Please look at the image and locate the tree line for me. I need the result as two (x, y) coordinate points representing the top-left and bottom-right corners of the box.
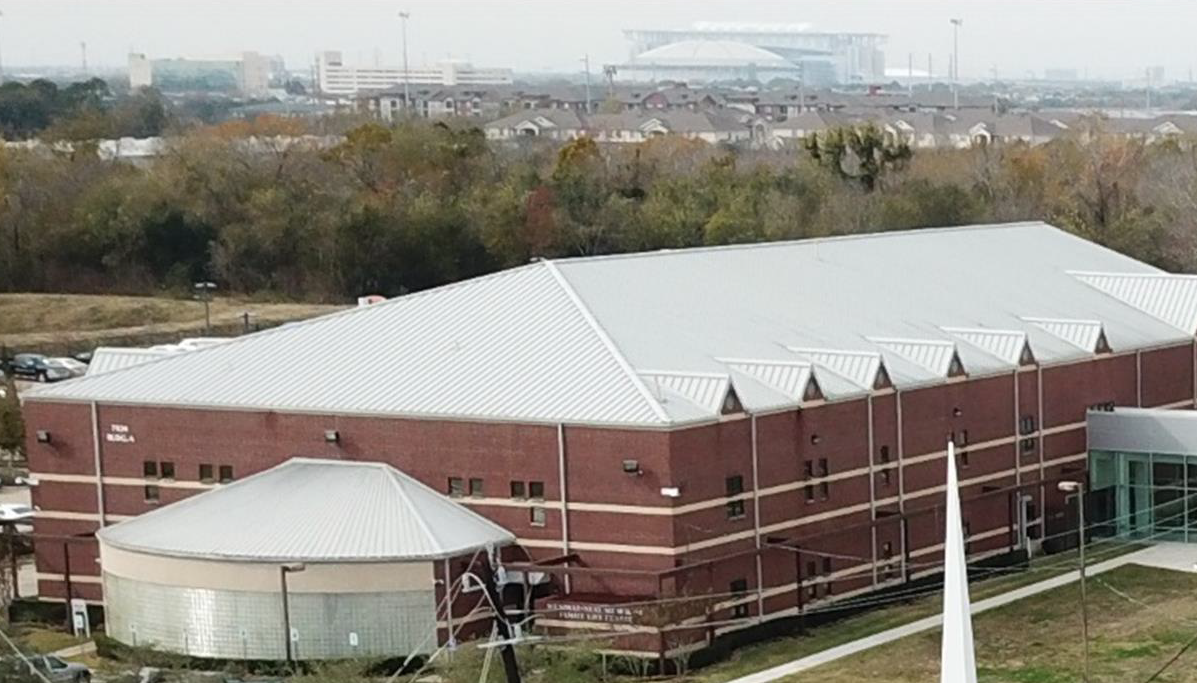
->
(2, 114), (1195, 301)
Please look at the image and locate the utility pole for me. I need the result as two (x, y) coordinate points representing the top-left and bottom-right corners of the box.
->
(476, 555), (523, 683)
(581, 54), (592, 113)
(399, 11), (411, 113)
(0, 10), (6, 86)
(1059, 480), (1089, 683)
(80, 41), (87, 74)
(950, 18), (963, 109)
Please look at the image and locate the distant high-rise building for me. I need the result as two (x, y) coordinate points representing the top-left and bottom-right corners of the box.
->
(622, 22), (886, 84)
(315, 51), (513, 97)
(1044, 68), (1080, 82)
(128, 51), (278, 96)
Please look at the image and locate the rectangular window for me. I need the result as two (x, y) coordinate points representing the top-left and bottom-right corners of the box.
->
(822, 557), (832, 575)
(199, 463), (214, 484)
(805, 560), (817, 578)
(144, 484), (160, 503)
(959, 451), (970, 468)
(882, 541), (894, 558)
(817, 458), (829, 478)
(510, 481), (527, 499)
(159, 461), (175, 480)
(726, 499), (746, 520)
(819, 482), (830, 501)
(528, 481), (545, 501)
(448, 477), (465, 497)
(730, 579), (750, 618)
(804, 484), (815, 503)
(725, 475), (744, 496)
(1021, 437), (1037, 455)
(878, 445), (891, 464)
(1020, 416), (1037, 435)
(469, 478), (484, 497)
(219, 465), (234, 483)
(530, 506), (546, 526)
(803, 460), (814, 479)
(879, 469), (891, 486)
(143, 461), (158, 479)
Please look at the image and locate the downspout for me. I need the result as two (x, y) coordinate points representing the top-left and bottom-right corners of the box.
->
(556, 424), (571, 594)
(895, 390), (906, 579)
(750, 414), (764, 622)
(1135, 349), (1143, 407)
(866, 394), (877, 586)
(90, 401), (106, 527)
(1037, 365), (1046, 539)
(442, 559), (455, 647)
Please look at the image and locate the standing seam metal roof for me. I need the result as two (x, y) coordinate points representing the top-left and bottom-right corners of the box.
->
(25, 222), (1197, 427)
(96, 458), (515, 562)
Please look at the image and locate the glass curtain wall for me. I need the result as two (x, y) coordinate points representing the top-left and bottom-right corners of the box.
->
(1090, 449), (1197, 542)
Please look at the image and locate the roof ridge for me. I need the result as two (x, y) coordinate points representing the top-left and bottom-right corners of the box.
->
(383, 467), (446, 556)
(546, 221), (1049, 266)
(541, 261), (670, 423)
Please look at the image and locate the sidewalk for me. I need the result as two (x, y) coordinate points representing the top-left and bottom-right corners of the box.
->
(725, 545), (1194, 683)
(51, 640), (96, 659)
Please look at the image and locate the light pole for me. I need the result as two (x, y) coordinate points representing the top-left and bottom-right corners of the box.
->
(950, 18), (963, 109)
(0, 10), (6, 86)
(1059, 480), (1090, 682)
(280, 562), (306, 666)
(399, 11), (411, 113)
(193, 282), (217, 334)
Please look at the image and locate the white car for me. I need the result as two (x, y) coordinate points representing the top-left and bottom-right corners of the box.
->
(0, 504), (34, 523)
(45, 358), (88, 379)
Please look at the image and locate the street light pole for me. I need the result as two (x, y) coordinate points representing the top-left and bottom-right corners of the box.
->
(1059, 480), (1090, 682)
(950, 18), (963, 109)
(399, 11), (411, 114)
(280, 563), (306, 667)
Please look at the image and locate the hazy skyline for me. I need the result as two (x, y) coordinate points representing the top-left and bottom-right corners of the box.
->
(3, 0), (1197, 81)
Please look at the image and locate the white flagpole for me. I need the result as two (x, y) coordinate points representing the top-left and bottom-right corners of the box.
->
(941, 438), (978, 683)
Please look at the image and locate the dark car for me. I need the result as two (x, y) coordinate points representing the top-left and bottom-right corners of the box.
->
(7, 354), (73, 382)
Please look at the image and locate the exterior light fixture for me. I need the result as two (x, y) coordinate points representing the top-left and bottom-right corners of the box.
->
(36, 430), (52, 444)
(324, 429), (340, 444)
(622, 459), (642, 475)
(953, 407), (963, 417)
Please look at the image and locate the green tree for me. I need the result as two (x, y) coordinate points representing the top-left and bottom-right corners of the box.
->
(0, 376), (24, 459)
(804, 124), (912, 191)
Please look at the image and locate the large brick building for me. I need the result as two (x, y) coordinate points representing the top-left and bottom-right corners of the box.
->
(21, 222), (1197, 657)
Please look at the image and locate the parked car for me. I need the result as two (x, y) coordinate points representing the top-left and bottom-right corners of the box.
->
(1, 655), (90, 682)
(45, 357), (88, 379)
(7, 354), (68, 382)
(0, 503), (34, 522)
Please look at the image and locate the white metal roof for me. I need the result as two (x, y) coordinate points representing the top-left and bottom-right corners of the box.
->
(26, 222), (1197, 428)
(96, 458), (515, 562)
(86, 347), (181, 376)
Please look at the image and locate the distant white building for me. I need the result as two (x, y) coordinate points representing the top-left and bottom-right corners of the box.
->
(315, 51), (513, 97)
(128, 52), (277, 96)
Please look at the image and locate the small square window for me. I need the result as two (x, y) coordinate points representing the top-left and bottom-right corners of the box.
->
(143, 461), (158, 479)
(528, 481), (545, 500)
(199, 464), (214, 483)
(219, 465), (234, 483)
(469, 478), (484, 497)
(510, 481), (527, 499)
(159, 461), (175, 480)
(1021, 437), (1037, 454)
(726, 499), (746, 520)
(448, 477), (465, 497)
(725, 475), (744, 496)
(144, 484), (160, 503)
(530, 506), (546, 526)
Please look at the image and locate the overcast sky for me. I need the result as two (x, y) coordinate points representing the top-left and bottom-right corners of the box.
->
(4, 1), (1197, 81)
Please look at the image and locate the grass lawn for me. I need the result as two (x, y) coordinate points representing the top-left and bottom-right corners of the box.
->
(8, 623), (86, 654)
(683, 540), (1144, 683)
(0, 293), (342, 347)
(799, 563), (1197, 683)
